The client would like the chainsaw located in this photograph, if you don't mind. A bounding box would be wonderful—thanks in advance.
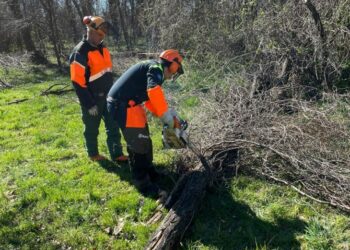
[162,119,188,149]
[162,119,203,158]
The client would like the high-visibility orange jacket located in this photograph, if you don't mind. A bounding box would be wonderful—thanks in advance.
[69,39,113,109]
[107,60,169,118]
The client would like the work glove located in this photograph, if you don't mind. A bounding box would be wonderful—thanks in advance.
[161,108,179,128]
[88,105,98,116]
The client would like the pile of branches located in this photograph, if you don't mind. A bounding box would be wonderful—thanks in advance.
[186,84,350,213]
[0,53,31,69]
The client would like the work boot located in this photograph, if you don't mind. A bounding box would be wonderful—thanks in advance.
[147,166,161,182]
[115,155,129,163]
[89,154,107,161]
[140,183,167,201]
[133,175,163,199]
[141,183,160,198]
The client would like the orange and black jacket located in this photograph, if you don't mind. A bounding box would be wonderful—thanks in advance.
[108,60,169,117]
[69,39,113,109]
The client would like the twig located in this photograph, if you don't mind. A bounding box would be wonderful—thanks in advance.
[40,83,73,96]
[7,98,29,105]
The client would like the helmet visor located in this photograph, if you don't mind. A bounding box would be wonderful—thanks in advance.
[97,22,109,35]
[177,62,184,74]
[172,64,184,82]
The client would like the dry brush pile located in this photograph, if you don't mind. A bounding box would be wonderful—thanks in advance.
[185,84,350,213]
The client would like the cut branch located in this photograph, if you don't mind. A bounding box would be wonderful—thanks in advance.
[40,83,73,96]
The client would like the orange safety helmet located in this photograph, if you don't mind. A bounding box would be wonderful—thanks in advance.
[159,49,184,74]
[83,16,108,36]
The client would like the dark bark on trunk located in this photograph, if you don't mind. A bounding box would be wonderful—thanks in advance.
[71,0,84,22]
[81,0,94,16]
[7,0,36,52]
[145,157,211,250]
[117,0,132,50]
[39,0,62,69]
[303,0,330,90]
[108,0,121,46]
[66,0,80,42]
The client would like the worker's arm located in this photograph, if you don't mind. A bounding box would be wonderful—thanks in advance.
[145,65,168,117]
[146,65,181,128]
[69,52,96,109]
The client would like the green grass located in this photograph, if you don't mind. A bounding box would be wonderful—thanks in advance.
[0,68,168,249]
[0,66,349,249]
[183,177,349,250]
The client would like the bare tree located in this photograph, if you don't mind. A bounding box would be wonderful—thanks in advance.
[71,0,84,21]
[64,0,81,43]
[7,0,36,52]
[39,0,63,68]
[117,0,132,49]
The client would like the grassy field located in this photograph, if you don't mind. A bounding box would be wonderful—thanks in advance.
[0,65,349,249]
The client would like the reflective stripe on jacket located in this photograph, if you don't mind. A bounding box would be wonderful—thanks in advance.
[69,39,113,109]
[108,60,169,122]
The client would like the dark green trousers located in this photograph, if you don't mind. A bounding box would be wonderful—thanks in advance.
[81,98,123,159]
[121,126,161,189]
[107,101,159,192]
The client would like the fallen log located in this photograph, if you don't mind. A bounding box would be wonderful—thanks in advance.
[145,157,212,250]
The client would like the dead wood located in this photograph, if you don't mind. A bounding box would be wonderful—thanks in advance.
[189,84,350,213]
[145,162,210,250]
[4,83,73,106]
[0,78,12,89]
[40,83,73,96]
[6,98,29,105]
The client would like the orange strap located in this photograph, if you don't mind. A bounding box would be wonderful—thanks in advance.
[147,85,168,117]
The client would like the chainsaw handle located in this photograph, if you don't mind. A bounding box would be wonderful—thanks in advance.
[173,117,181,129]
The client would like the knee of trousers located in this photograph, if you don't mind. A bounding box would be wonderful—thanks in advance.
[127,135,152,155]
[83,129,99,138]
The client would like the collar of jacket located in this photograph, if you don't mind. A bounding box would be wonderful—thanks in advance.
[82,35,104,49]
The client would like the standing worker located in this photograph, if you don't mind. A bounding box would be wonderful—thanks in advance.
[69,16,127,162]
[107,49,184,197]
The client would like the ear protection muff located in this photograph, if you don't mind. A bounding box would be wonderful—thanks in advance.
[83,16,93,26]
[168,61,179,74]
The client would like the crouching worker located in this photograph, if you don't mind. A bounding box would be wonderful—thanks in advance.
[69,16,127,162]
[107,49,184,198]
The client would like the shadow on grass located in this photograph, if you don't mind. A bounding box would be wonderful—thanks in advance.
[184,185,307,250]
[97,159,132,184]
[97,160,176,199]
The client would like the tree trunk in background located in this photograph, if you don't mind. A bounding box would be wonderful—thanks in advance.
[71,0,84,22]
[108,0,121,47]
[117,0,132,50]
[66,0,80,43]
[39,0,62,69]
[81,0,94,16]
[130,0,137,45]
[7,0,36,52]
[303,0,330,90]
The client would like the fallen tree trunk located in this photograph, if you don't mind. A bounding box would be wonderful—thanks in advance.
[145,157,211,250]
